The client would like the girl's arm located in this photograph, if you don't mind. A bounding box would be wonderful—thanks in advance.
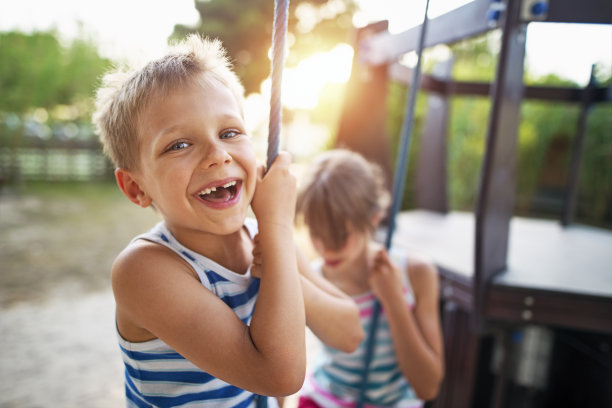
[252,240,364,352]
[369,250,444,401]
[296,247,364,352]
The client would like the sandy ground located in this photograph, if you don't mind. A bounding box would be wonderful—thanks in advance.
[0,183,321,407]
[0,284,320,407]
[0,287,124,407]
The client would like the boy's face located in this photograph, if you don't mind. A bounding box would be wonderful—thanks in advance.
[128,79,257,242]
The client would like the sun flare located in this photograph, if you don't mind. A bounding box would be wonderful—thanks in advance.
[261,43,354,110]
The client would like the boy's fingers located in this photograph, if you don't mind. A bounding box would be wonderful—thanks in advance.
[256,163,266,180]
[267,151,292,170]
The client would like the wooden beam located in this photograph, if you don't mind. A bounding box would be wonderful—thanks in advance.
[543,0,612,23]
[389,62,611,102]
[359,0,495,66]
[335,22,394,190]
[474,0,526,331]
[359,0,610,67]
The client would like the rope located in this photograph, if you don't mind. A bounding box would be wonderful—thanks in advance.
[356,0,431,406]
[266,0,290,171]
[257,2,290,406]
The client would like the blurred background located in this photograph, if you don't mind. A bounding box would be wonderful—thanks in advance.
[0,0,610,407]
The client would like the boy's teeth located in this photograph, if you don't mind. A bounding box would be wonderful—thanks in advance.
[199,181,236,196]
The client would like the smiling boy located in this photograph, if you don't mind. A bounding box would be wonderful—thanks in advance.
[93,35,362,407]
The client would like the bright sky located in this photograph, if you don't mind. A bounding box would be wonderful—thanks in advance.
[1,0,610,86]
[0,0,200,64]
[354,0,611,85]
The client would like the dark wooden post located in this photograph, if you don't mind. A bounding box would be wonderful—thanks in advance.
[474,0,526,330]
[429,302,482,408]
[562,66,597,226]
[415,59,452,213]
[335,21,393,190]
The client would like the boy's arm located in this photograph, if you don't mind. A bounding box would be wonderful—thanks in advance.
[113,240,303,397]
[248,152,306,393]
[296,247,364,352]
[370,250,444,401]
[114,153,305,398]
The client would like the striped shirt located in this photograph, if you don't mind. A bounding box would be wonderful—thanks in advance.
[117,219,277,408]
[300,252,423,408]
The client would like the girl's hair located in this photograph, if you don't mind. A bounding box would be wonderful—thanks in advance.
[93,34,245,171]
[297,149,390,250]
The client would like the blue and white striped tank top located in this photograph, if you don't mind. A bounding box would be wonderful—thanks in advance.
[117,219,278,408]
[300,251,423,408]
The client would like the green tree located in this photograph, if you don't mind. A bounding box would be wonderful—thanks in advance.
[0,30,111,114]
[383,31,611,227]
[172,0,357,94]
[0,30,114,185]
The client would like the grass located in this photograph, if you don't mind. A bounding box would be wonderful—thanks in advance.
[0,181,161,307]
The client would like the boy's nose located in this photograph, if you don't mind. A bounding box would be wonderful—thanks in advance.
[203,143,232,168]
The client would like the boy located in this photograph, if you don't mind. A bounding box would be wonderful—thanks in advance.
[93,35,362,407]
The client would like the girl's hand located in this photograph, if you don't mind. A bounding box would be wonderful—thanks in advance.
[369,248,404,302]
[250,152,296,228]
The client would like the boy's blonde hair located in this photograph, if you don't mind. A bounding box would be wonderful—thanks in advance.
[297,149,390,250]
[93,34,245,171]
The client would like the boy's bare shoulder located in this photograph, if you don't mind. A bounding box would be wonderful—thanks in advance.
[111,239,196,290]
[114,239,175,270]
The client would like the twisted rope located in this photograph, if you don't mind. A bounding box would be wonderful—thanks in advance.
[266,0,290,171]
[357,0,431,406]
[256,4,290,406]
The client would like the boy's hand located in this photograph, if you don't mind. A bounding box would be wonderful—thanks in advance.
[251,234,262,279]
[369,248,404,302]
[251,151,296,227]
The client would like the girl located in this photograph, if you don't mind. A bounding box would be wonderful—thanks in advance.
[296,149,444,407]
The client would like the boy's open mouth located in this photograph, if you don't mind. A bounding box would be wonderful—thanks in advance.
[197,180,239,203]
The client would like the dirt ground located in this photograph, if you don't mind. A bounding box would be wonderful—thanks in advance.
[0,182,319,407]
[0,182,160,407]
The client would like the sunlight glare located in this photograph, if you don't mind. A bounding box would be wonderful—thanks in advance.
[261,44,354,110]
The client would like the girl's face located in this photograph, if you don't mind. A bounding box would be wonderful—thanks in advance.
[127,80,257,249]
[310,226,370,272]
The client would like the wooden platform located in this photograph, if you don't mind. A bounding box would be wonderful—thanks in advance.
[392,210,612,334]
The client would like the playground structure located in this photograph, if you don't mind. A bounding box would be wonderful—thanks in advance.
[335,0,612,407]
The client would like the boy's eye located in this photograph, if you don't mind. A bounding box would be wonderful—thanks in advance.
[168,141,190,151]
[220,129,241,139]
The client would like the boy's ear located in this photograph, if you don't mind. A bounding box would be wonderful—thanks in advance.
[115,168,153,208]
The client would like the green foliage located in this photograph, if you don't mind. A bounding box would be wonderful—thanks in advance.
[384,32,611,227]
[450,31,500,82]
[0,30,113,184]
[446,97,489,210]
[385,82,428,210]
[575,104,612,225]
[0,30,112,114]
[172,0,357,94]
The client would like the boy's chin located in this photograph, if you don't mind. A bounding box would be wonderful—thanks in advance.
[207,212,250,235]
